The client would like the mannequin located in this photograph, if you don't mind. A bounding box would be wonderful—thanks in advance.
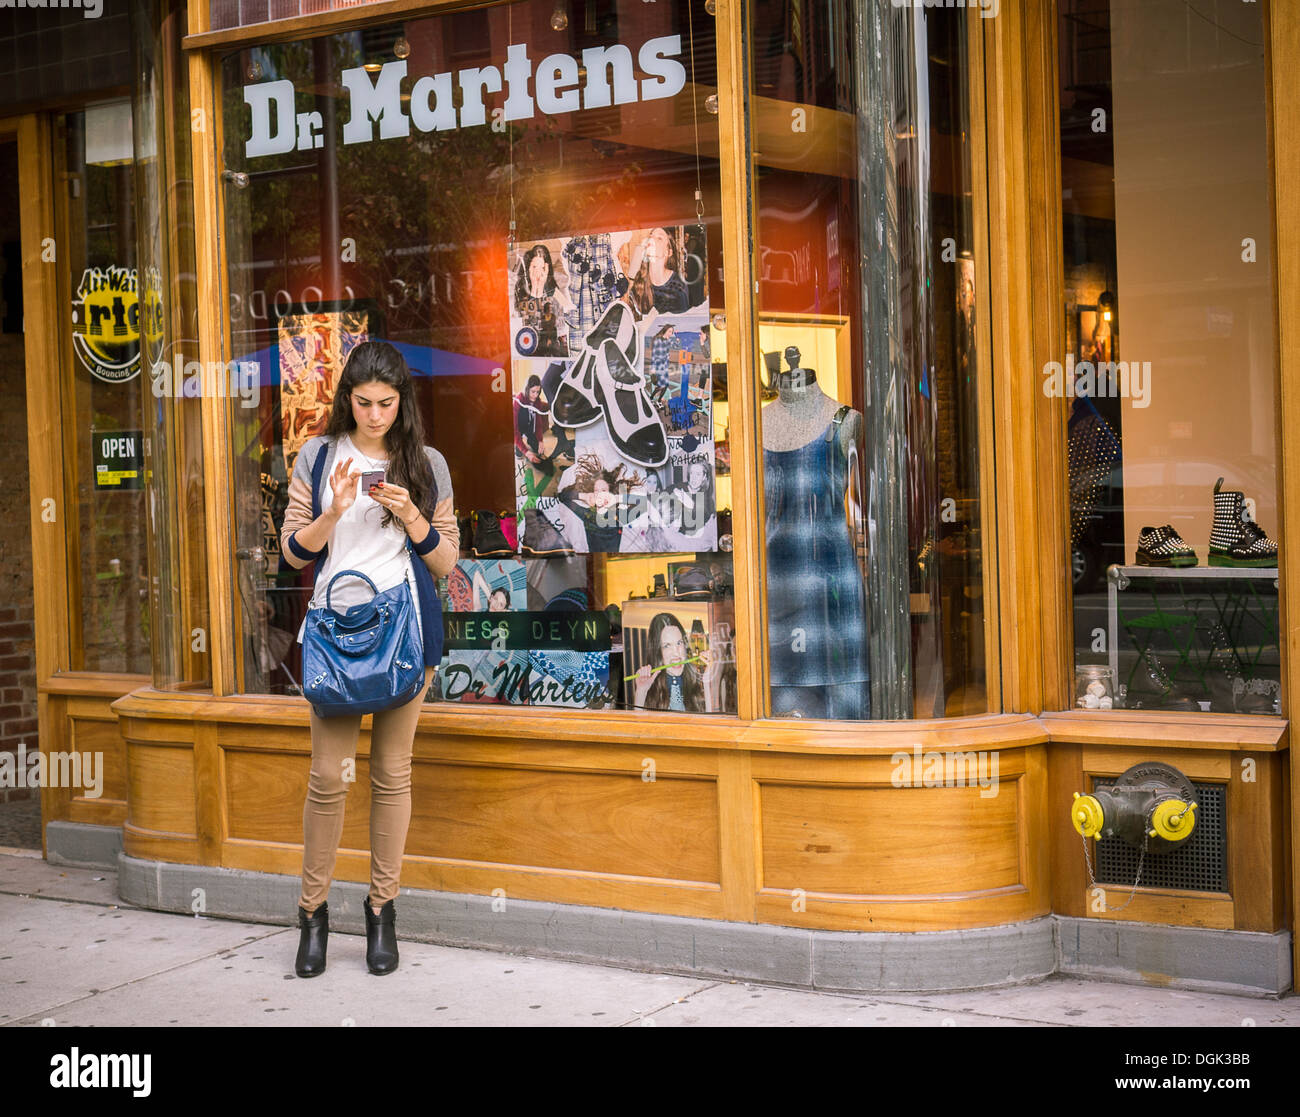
[762,346,870,720]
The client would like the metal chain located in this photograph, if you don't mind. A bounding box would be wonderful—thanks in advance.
[687,0,705,231]
[1080,801,1157,914]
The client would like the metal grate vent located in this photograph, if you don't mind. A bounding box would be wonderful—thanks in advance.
[1092,778,1226,893]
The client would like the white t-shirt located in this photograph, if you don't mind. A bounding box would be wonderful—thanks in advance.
[297,434,421,644]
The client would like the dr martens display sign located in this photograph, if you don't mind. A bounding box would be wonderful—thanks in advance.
[71,265,165,384]
[243,35,687,158]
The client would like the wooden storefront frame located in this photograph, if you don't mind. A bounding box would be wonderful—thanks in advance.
[1,0,1278,947]
[1264,0,1300,987]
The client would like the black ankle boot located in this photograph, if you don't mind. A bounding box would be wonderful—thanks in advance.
[364,897,398,975]
[295,902,328,978]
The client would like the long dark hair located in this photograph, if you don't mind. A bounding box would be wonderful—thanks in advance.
[560,452,644,497]
[644,611,704,712]
[325,340,434,529]
[515,244,557,307]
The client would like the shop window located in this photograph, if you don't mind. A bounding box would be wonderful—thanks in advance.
[134,0,211,690]
[56,105,151,674]
[1058,0,1280,715]
[220,0,734,712]
[750,2,988,719]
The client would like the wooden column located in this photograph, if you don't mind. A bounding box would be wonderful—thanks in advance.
[715,0,765,724]
[187,40,236,697]
[981,0,1071,715]
[1263,0,1300,990]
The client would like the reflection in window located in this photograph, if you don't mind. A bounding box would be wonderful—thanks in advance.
[1060,0,1280,714]
[751,2,987,719]
[221,1,735,712]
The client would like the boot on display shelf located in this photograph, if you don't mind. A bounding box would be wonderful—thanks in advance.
[1135,524,1197,568]
[1208,477,1278,567]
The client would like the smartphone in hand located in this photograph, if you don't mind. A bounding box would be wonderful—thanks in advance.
[360,469,386,494]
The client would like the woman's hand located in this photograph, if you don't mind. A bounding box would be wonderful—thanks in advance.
[329,456,362,516]
[369,479,419,527]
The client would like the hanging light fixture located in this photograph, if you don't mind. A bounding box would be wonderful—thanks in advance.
[393,28,411,60]
[550,2,568,31]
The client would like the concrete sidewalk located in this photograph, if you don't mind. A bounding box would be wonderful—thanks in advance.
[2,848,1298,1028]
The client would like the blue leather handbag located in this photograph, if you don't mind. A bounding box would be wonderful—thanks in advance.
[301,568,425,717]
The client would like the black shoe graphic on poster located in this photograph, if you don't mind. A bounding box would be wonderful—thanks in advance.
[550,351,603,428]
[592,337,667,467]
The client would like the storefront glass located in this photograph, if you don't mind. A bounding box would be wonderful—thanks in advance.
[58,104,152,674]
[219,0,735,711]
[751,1,987,720]
[1059,0,1280,714]
[134,0,211,691]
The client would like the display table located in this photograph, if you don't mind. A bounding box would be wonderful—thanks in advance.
[1105,565,1280,711]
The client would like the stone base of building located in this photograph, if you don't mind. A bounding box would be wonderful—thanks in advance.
[45,819,123,869]
[97,839,1291,996]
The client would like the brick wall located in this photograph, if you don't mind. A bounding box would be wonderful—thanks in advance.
[0,333,36,803]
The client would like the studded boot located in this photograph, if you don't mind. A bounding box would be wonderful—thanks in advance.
[1135,525,1197,568]
[1208,478,1278,567]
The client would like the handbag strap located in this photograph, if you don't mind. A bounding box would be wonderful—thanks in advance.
[325,568,378,612]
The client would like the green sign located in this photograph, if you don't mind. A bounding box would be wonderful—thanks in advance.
[93,429,143,490]
[443,611,609,651]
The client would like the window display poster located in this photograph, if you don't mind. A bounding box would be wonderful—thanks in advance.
[508,224,716,555]
[277,307,372,475]
[439,557,613,707]
[439,558,529,703]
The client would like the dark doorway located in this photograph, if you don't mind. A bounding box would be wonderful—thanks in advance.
[0,133,41,850]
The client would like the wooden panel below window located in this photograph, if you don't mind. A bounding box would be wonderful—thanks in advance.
[224,746,721,885]
[125,741,196,837]
[758,781,1021,896]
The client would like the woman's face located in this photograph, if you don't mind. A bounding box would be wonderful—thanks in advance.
[527,383,541,403]
[650,228,672,263]
[350,379,400,442]
[589,477,616,509]
[659,624,687,674]
[489,590,508,612]
[528,252,548,290]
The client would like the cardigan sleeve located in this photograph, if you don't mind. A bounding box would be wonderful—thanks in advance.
[414,446,459,578]
[280,444,324,569]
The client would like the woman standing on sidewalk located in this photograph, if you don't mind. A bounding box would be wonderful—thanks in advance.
[279,341,458,977]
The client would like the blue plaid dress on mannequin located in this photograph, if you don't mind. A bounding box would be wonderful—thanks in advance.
[764,406,870,719]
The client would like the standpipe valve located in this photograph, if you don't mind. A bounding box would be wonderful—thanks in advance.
[1069,761,1199,853]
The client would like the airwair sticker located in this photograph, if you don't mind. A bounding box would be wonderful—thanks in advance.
[71,265,165,384]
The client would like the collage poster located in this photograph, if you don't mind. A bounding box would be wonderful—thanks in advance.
[277,308,371,475]
[509,225,716,555]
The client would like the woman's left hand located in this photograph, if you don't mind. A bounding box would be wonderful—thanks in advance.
[369,480,418,528]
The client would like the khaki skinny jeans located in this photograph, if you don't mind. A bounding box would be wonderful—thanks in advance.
[298,667,434,913]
